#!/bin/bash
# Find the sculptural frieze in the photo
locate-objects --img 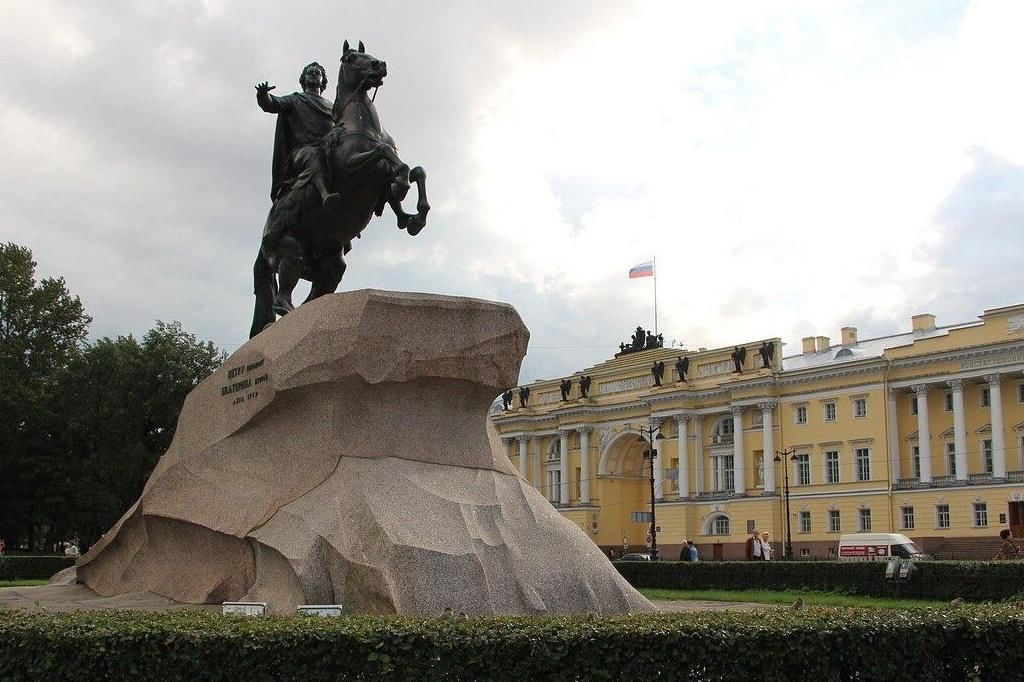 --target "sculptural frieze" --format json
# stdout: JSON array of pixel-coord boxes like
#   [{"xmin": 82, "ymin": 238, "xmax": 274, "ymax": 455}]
[
  {"xmin": 759, "ymin": 340, "xmax": 775, "ymax": 369},
  {"xmin": 731, "ymin": 346, "xmax": 747, "ymax": 373},
  {"xmin": 651, "ymin": 361, "xmax": 665, "ymax": 387},
  {"xmin": 615, "ymin": 325, "xmax": 664, "ymax": 356},
  {"xmin": 560, "ymin": 378, "xmax": 572, "ymax": 402},
  {"xmin": 675, "ymin": 355, "xmax": 689, "ymax": 382},
  {"xmin": 579, "ymin": 375, "xmax": 592, "ymax": 399}
]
